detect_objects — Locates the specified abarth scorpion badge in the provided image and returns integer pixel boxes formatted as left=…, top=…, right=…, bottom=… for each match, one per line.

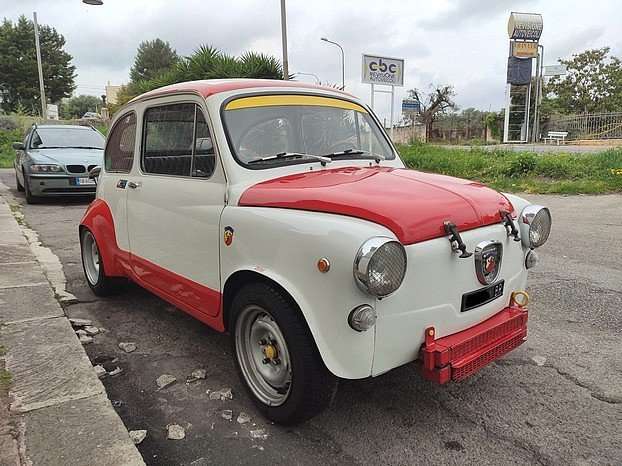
left=474, top=241, right=502, bottom=285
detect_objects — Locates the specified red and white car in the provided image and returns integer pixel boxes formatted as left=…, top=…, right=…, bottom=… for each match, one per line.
left=80, top=79, right=551, bottom=424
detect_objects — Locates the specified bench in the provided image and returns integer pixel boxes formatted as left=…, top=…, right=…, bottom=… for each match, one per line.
left=543, top=131, right=568, bottom=145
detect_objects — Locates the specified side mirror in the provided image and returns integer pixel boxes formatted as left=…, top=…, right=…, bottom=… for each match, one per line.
left=12, top=142, right=25, bottom=150
left=88, top=166, right=101, bottom=184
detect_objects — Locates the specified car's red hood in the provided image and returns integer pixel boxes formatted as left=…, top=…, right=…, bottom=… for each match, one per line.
left=238, top=166, right=514, bottom=244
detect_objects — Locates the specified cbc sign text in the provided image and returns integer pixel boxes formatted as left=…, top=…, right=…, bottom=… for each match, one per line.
left=362, top=54, right=404, bottom=86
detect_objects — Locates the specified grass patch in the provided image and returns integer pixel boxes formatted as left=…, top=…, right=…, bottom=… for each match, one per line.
left=398, top=143, right=622, bottom=194
left=0, top=128, right=22, bottom=169
left=0, top=369, right=11, bottom=389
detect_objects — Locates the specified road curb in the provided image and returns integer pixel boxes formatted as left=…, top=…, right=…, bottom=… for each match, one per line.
left=0, top=180, right=145, bottom=465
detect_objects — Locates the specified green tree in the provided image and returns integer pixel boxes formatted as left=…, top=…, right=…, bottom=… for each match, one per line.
left=60, top=94, right=102, bottom=119
left=0, top=15, right=75, bottom=115
left=544, top=47, right=622, bottom=114
left=130, top=39, right=178, bottom=83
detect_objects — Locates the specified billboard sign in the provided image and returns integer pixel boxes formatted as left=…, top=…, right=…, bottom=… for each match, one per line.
left=46, top=104, right=59, bottom=120
left=512, top=41, right=538, bottom=59
left=544, top=64, right=567, bottom=76
left=507, top=12, right=543, bottom=41
left=362, top=54, right=404, bottom=86
left=401, top=99, right=420, bottom=112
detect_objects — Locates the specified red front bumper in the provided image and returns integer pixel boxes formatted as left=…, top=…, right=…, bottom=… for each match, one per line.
left=421, top=306, right=528, bottom=384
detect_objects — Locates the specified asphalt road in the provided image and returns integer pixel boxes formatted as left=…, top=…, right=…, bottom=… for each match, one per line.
left=1, top=168, right=620, bottom=466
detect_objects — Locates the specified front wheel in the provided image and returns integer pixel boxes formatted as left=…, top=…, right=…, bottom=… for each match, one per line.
left=15, top=170, right=24, bottom=192
left=23, top=171, right=39, bottom=204
left=80, top=229, right=123, bottom=296
left=231, top=283, right=336, bottom=425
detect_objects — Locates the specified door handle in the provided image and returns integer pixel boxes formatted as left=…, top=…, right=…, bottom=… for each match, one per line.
left=127, top=181, right=141, bottom=189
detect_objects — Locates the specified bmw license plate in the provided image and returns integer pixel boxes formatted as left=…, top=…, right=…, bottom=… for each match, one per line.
left=76, top=177, right=95, bottom=186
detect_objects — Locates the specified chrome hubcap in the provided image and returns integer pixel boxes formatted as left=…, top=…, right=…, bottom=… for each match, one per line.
left=235, top=305, right=292, bottom=406
left=82, top=231, right=100, bottom=285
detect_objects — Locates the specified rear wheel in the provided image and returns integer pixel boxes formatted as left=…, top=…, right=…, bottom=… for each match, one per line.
left=80, top=229, right=123, bottom=296
left=15, top=170, right=24, bottom=192
left=231, top=282, right=336, bottom=425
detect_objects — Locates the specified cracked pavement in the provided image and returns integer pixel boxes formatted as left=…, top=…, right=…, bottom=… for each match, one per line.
left=0, top=169, right=620, bottom=466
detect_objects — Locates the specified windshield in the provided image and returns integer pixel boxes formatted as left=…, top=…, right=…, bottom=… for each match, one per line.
left=222, top=95, right=394, bottom=167
left=30, top=128, right=105, bottom=150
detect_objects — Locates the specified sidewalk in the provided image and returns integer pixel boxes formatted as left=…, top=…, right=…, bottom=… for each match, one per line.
left=0, top=183, right=144, bottom=465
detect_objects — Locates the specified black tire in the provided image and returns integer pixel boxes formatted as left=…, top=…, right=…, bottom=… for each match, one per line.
left=23, top=171, right=39, bottom=204
left=80, top=228, right=123, bottom=296
left=15, top=170, right=24, bottom=192
left=231, top=282, right=337, bottom=425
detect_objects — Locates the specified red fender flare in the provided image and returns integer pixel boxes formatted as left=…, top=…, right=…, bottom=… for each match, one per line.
left=80, top=199, right=130, bottom=277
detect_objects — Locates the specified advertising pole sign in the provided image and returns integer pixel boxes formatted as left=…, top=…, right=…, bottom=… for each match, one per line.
left=507, top=12, right=543, bottom=40
left=362, top=54, right=404, bottom=140
left=511, top=41, right=538, bottom=59
left=504, top=12, right=543, bottom=144
left=544, top=64, right=567, bottom=77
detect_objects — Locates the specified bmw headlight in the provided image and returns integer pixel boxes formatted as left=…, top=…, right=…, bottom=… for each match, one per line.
left=31, top=164, right=63, bottom=173
left=354, top=237, right=407, bottom=297
left=519, top=205, right=552, bottom=248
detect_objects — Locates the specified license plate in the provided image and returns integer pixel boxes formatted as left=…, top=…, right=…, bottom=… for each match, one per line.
left=76, top=177, right=95, bottom=185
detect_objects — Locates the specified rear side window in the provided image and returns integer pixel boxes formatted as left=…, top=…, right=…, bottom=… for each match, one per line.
left=105, top=112, right=136, bottom=172
left=142, top=103, right=215, bottom=178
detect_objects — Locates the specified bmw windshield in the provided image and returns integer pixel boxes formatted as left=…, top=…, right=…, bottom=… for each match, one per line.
left=222, top=95, right=394, bottom=168
left=31, top=127, right=105, bottom=150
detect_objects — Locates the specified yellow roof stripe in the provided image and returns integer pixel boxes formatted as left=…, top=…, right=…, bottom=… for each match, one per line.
left=225, top=95, right=368, bottom=113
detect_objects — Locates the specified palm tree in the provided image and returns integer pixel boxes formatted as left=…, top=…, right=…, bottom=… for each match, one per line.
left=134, top=46, right=284, bottom=94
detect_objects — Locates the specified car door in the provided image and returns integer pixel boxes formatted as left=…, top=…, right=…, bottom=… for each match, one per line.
left=100, top=111, right=138, bottom=254
left=126, top=97, right=225, bottom=317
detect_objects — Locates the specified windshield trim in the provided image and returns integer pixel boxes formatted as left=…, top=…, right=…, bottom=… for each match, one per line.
left=219, top=90, right=396, bottom=171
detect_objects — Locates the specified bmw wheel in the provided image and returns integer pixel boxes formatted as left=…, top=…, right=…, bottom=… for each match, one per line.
left=15, top=170, right=24, bottom=192
left=23, top=170, right=39, bottom=204
left=231, top=282, right=336, bottom=425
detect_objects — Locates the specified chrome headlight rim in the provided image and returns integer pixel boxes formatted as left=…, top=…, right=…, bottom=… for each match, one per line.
left=354, top=236, right=407, bottom=298
left=519, top=205, right=551, bottom=249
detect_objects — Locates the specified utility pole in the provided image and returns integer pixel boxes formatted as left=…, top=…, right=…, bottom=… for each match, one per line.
left=280, top=0, right=289, bottom=80
left=33, top=12, right=47, bottom=120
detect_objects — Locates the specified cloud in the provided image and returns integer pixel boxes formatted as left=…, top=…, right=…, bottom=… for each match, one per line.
left=420, top=0, right=537, bottom=29
left=1, top=0, right=619, bottom=117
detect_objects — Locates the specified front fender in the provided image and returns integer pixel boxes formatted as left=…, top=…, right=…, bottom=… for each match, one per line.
left=221, top=206, right=395, bottom=379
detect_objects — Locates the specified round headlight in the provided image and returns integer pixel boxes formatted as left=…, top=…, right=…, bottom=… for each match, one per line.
left=519, top=205, right=551, bottom=248
left=354, top=237, right=407, bottom=297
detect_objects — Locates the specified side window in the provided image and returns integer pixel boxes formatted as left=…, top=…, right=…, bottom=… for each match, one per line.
left=192, top=109, right=215, bottom=178
left=105, top=112, right=136, bottom=173
left=30, top=130, right=42, bottom=149
left=142, top=103, right=214, bottom=178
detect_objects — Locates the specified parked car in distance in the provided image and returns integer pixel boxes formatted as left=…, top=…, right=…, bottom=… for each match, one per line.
left=80, top=79, right=551, bottom=424
left=14, top=124, right=105, bottom=203
left=81, top=112, right=102, bottom=120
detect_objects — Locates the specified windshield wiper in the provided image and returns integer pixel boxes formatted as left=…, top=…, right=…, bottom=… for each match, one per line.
left=324, top=149, right=386, bottom=163
left=248, top=152, right=332, bottom=166
left=65, top=146, right=103, bottom=150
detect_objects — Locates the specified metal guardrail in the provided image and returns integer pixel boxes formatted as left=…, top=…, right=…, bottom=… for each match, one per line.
left=547, top=112, right=622, bottom=140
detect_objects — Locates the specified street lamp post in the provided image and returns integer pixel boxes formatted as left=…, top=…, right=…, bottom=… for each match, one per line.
left=320, top=37, right=344, bottom=90
left=280, top=0, right=289, bottom=80
left=33, top=12, right=47, bottom=120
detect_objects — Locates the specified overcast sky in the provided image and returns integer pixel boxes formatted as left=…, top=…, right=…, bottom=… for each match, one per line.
left=2, top=0, right=621, bottom=121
